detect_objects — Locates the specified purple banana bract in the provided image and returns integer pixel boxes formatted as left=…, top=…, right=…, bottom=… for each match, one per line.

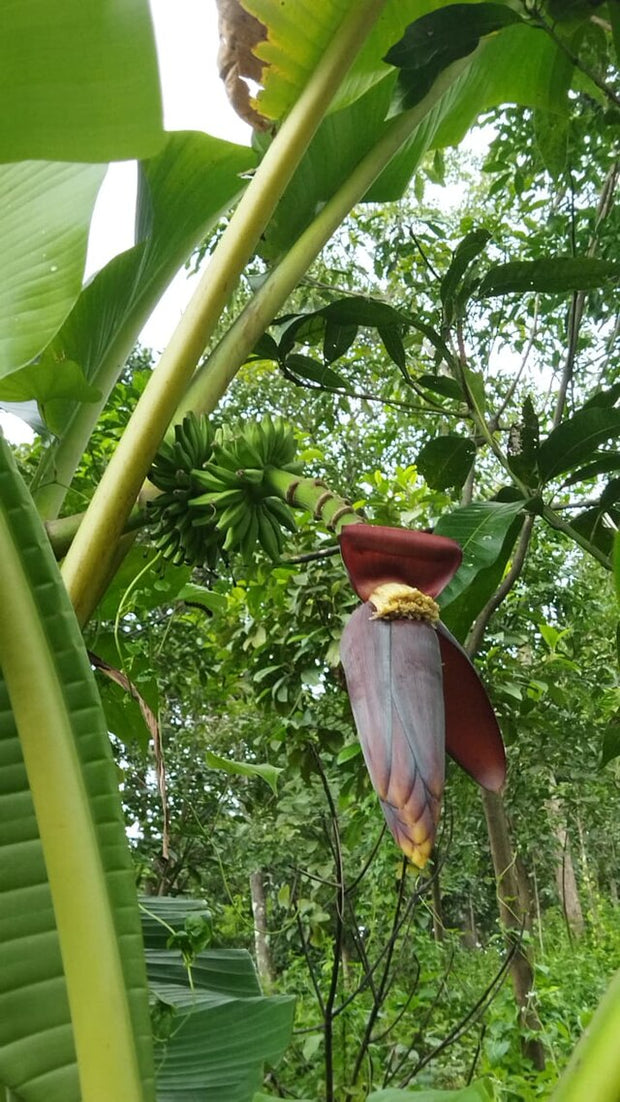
left=339, top=524, right=506, bottom=867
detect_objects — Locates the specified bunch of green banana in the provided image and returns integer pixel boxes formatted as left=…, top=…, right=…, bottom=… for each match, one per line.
left=189, top=416, right=300, bottom=562
left=148, top=413, right=302, bottom=566
left=213, top=414, right=300, bottom=473
left=147, top=412, right=223, bottom=568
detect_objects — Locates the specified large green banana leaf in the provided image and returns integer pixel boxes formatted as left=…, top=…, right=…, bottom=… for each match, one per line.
left=140, top=897, right=295, bottom=1102
left=244, top=0, right=566, bottom=128
left=16, top=132, right=255, bottom=514
left=253, top=12, right=571, bottom=259
left=0, top=162, right=106, bottom=377
left=0, top=435, right=154, bottom=1101
left=245, top=0, right=450, bottom=121
left=0, top=0, right=163, bottom=163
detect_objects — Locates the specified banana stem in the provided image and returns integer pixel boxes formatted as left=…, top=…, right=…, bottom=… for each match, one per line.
left=45, top=503, right=149, bottom=559
left=265, top=468, right=363, bottom=533
left=60, top=0, right=389, bottom=627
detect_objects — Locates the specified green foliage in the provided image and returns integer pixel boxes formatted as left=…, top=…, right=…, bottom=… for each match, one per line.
left=386, top=3, right=523, bottom=111
left=142, top=897, right=295, bottom=1102
left=0, top=435, right=154, bottom=1100
left=5, top=3, right=620, bottom=1100
left=0, top=0, right=163, bottom=161
left=0, top=163, right=105, bottom=377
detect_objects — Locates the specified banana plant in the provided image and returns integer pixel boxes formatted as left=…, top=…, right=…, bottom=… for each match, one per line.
left=0, top=0, right=613, bottom=1099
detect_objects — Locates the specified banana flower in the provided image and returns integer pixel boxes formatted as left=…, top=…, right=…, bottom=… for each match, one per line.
left=339, top=525, right=505, bottom=868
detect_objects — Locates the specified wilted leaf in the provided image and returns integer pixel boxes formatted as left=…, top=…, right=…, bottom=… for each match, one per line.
left=215, top=0, right=269, bottom=129
left=89, top=650, right=169, bottom=856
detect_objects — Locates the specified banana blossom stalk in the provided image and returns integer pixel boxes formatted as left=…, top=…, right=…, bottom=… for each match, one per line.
left=339, top=525, right=505, bottom=867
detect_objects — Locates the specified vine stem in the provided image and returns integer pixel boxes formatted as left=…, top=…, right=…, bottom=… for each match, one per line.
left=59, top=0, right=389, bottom=626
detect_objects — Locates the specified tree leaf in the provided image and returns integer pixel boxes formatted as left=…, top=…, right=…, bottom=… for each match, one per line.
left=323, top=319, right=358, bottom=363
left=176, top=584, right=228, bottom=614
left=285, top=354, right=347, bottom=389
left=0, top=358, right=101, bottom=435
left=140, top=896, right=211, bottom=953
left=441, top=228, right=492, bottom=324
left=570, top=505, right=618, bottom=559
left=463, top=366, right=486, bottom=414
left=0, top=162, right=105, bottom=377
left=435, top=500, right=525, bottom=638
left=565, top=453, right=620, bottom=486
left=601, top=724, right=620, bottom=768
left=537, top=407, right=620, bottom=482
left=378, top=325, right=408, bottom=374
left=479, top=257, right=620, bottom=297
left=0, top=436, right=154, bottom=1100
left=244, top=0, right=434, bottom=122
left=368, top=1079, right=494, bottom=1100
left=385, top=4, right=523, bottom=112
left=417, top=373, right=464, bottom=401
left=256, top=17, right=569, bottom=257
left=142, top=898, right=294, bottom=1102
left=582, top=382, right=620, bottom=409
left=205, top=749, right=283, bottom=795
left=534, top=107, right=568, bottom=179
left=93, top=547, right=191, bottom=622
left=1, top=0, right=163, bottom=162
left=416, top=435, right=476, bottom=491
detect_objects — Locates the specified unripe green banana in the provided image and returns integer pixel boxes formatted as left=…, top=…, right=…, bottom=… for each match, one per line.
left=263, top=495, right=297, bottom=532
left=257, top=508, right=283, bottom=561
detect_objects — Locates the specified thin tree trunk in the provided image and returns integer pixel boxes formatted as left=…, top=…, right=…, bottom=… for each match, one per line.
left=250, top=869, right=275, bottom=988
left=547, top=799, right=584, bottom=939
left=481, top=790, right=546, bottom=1070
left=459, top=895, right=478, bottom=949
left=576, top=812, right=600, bottom=935
left=531, top=861, right=545, bottom=959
